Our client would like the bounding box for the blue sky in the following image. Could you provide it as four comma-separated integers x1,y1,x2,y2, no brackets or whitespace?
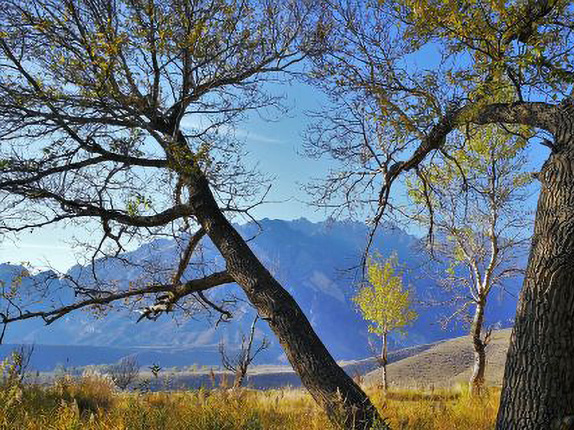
0,80,335,272
236,81,334,222
0,62,550,273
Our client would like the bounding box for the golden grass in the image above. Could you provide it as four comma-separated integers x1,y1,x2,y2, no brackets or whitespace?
0,372,499,430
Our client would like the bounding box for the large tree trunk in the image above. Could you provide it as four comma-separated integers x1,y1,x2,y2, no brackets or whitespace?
187,174,384,430
496,119,574,429
469,299,486,396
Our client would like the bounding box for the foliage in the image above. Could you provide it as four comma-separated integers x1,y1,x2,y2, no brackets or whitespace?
354,254,417,337
406,126,533,394
304,0,573,225
0,346,34,386
0,0,313,323
392,0,574,99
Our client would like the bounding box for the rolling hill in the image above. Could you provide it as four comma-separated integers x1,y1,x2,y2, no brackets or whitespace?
1,329,513,390
364,329,512,389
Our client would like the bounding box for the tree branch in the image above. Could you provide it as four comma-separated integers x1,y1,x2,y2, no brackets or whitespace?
367,100,557,252
4,270,234,326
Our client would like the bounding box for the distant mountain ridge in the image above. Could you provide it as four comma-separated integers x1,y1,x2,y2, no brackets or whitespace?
1,218,521,368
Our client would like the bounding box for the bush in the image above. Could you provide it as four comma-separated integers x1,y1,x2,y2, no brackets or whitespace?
108,356,140,390
54,372,115,415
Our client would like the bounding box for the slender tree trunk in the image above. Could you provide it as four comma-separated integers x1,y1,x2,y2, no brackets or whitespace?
381,332,388,392
496,107,574,429
187,174,384,430
233,367,246,389
469,298,486,396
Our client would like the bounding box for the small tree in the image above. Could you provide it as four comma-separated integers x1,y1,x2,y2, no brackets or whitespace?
218,315,269,389
408,127,532,395
353,254,417,391
108,356,139,390
1,345,34,386
149,363,162,380
0,267,31,345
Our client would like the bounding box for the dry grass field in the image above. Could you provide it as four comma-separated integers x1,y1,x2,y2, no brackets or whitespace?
0,374,500,430
0,330,513,429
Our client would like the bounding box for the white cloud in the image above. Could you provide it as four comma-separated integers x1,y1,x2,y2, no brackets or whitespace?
180,117,283,144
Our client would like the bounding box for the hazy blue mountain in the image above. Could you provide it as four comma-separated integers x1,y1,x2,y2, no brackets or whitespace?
1,219,521,368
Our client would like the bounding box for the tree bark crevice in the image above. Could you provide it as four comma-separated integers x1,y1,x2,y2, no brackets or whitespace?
496,108,574,428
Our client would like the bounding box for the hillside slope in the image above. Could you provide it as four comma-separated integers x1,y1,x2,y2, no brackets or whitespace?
364,329,512,389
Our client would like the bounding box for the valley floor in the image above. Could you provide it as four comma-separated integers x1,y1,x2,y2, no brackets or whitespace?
1,375,499,430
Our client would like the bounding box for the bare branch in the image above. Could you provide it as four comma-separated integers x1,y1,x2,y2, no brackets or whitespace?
5,270,233,325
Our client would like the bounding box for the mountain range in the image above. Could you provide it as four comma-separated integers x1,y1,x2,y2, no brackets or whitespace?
0,218,522,370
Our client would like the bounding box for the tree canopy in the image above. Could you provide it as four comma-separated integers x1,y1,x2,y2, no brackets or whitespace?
0,0,313,321
354,254,417,337
305,0,572,234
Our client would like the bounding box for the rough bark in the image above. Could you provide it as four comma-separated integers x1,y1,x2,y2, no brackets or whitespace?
337,95,572,427
469,299,486,396
186,174,385,430
496,101,574,429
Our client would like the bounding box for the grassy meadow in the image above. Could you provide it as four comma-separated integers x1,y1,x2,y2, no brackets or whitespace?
0,370,499,430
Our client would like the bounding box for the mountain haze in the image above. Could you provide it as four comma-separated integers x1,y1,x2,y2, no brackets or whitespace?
1,219,521,368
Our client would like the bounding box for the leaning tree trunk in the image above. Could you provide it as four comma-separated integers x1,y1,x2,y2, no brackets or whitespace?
469,299,486,396
186,174,384,430
496,108,574,429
